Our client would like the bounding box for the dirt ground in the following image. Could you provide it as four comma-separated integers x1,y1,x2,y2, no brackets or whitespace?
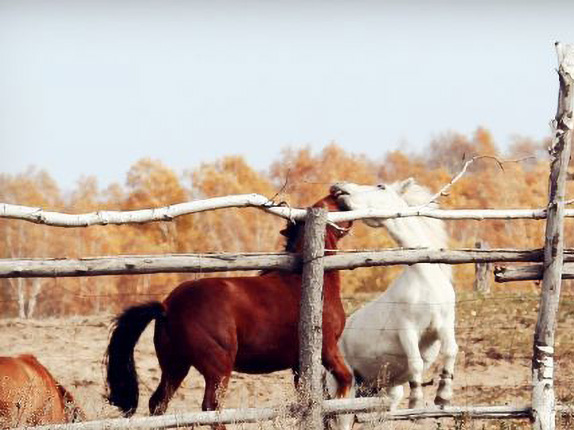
1,289,573,429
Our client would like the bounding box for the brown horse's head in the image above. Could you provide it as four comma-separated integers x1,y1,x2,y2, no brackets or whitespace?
281,194,352,253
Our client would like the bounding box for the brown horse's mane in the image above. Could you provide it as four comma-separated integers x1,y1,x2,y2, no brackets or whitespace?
281,221,303,253
260,215,341,275
281,218,343,254
257,220,303,276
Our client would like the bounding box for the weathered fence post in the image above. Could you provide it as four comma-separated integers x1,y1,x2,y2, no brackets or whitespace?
473,241,491,295
298,207,327,429
532,42,574,430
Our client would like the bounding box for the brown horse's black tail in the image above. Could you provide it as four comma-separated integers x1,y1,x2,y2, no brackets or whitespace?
105,301,165,416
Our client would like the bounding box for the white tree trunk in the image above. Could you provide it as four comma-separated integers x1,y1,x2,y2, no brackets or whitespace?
26,278,43,318
15,278,26,319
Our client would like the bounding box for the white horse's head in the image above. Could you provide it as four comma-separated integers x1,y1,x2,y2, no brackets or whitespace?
330,181,409,228
331,178,448,250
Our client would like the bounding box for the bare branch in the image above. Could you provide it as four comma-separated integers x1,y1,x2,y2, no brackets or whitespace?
425,155,536,206
267,169,291,206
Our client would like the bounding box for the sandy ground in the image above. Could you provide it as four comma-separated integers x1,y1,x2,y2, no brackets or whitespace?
0,311,546,430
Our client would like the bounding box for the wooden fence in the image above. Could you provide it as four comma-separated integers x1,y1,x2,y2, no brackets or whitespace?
2,43,573,430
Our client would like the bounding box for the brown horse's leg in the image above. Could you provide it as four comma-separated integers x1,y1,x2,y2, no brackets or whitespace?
190,335,236,430
322,342,352,398
149,361,191,416
201,373,231,430
292,367,300,390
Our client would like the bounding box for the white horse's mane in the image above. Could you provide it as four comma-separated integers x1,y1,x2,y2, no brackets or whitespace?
390,178,449,252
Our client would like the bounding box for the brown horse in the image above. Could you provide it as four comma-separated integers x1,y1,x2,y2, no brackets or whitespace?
105,194,353,426
0,354,85,428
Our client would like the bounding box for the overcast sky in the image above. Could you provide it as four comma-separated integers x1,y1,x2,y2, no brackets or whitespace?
1,0,573,191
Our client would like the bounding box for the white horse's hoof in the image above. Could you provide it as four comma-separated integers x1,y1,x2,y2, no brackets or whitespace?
408,398,424,409
434,396,451,407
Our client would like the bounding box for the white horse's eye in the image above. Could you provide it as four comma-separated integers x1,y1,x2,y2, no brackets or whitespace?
377,184,386,190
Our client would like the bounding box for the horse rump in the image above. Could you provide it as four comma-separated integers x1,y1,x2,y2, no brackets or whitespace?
0,354,84,427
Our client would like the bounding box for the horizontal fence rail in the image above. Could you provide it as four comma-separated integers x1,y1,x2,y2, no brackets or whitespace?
5,199,574,228
18,400,573,430
5,248,574,278
496,262,574,282
0,194,306,226
0,253,299,278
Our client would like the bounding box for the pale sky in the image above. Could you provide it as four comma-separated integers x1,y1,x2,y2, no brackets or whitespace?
1,0,573,191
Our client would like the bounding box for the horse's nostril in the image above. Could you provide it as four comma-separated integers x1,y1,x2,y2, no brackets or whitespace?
330,187,342,197
330,187,350,198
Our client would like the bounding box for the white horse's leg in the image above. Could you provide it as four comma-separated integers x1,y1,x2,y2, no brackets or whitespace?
387,384,404,410
324,370,356,430
398,329,424,409
434,328,458,406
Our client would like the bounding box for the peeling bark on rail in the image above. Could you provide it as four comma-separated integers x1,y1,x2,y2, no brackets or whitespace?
0,253,299,278
495,263,574,282
352,405,532,422
22,403,574,430
324,248,563,269
0,194,306,226
6,198,574,228
6,248,574,278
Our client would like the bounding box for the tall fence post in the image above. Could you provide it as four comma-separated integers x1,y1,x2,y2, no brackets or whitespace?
532,42,574,430
473,240,491,295
298,207,327,429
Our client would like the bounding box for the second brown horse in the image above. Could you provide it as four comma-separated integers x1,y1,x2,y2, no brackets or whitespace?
0,354,85,428
105,194,353,425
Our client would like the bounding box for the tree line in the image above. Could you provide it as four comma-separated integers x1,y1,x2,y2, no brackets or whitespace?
0,128,563,317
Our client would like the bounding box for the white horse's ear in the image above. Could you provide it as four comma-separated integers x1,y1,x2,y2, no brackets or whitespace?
398,177,416,194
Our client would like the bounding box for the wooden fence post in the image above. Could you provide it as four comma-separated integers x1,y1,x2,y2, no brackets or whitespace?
473,241,491,294
298,207,327,429
532,42,574,430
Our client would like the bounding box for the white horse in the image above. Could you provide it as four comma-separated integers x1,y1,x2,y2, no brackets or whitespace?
326,178,458,429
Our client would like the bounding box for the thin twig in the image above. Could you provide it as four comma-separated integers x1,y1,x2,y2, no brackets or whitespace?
267,169,291,206
424,155,535,206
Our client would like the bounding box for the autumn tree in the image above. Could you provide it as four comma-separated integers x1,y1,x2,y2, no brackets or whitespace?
0,129,559,316
0,168,63,317
188,155,279,253
270,143,377,206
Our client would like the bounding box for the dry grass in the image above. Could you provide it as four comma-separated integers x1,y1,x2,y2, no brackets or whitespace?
0,284,573,429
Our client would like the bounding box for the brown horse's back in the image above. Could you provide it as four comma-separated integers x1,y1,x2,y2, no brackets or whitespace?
161,274,300,374
0,354,84,428
159,271,346,375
